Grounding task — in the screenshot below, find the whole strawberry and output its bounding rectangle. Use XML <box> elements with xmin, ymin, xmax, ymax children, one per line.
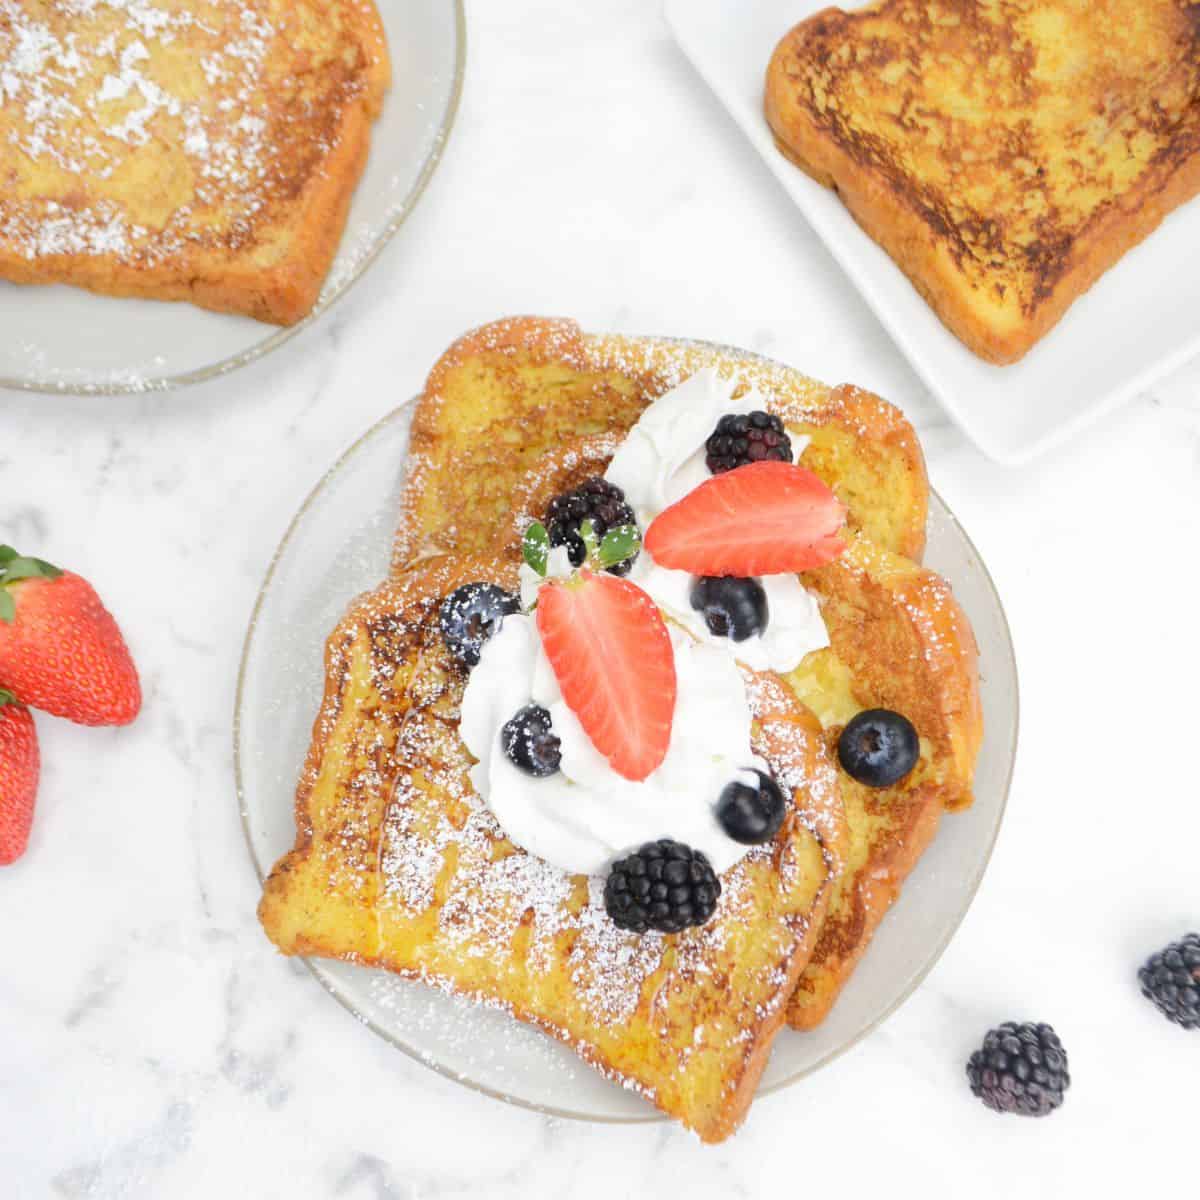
<box><xmin>0</xmin><ymin>547</ymin><xmax>141</xmax><ymax>726</ymax></box>
<box><xmin>0</xmin><ymin>690</ymin><xmax>40</xmax><ymax>865</ymax></box>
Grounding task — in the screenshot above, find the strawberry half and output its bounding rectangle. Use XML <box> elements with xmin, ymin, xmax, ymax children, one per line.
<box><xmin>644</xmin><ymin>460</ymin><xmax>846</xmax><ymax>576</ymax></box>
<box><xmin>536</xmin><ymin>570</ymin><xmax>676</xmax><ymax>782</ymax></box>
<box><xmin>0</xmin><ymin>547</ymin><xmax>141</xmax><ymax>727</ymax></box>
<box><xmin>0</xmin><ymin>690</ymin><xmax>40</xmax><ymax>866</ymax></box>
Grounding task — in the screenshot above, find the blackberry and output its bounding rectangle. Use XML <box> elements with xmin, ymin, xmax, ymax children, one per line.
<box><xmin>689</xmin><ymin>575</ymin><xmax>768</xmax><ymax>642</ymax></box>
<box><xmin>545</xmin><ymin>477</ymin><xmax>639</xmax><ymax>576</ymax></box>
<box><xmin>716</xmin><ymin>770</ymin><xmax>787</xmax><ymax>844</ymax></box>
<box><xmin>604</xmin><ymin>839</ymin><xmax>721</xmax><ymax>933</ymax></box>
<box><xmin>966</xmin><ymin>1022</ymin><xmax>1070</xmax><ymax>1117</ymax></box>
<box><xmin>1138</xmin><ymin>932</ymin><xmax>1200</xmax><ymax>1030</ymax></box>
<box><xmin>837</xmin><ymin>709</ymin><xmax>919</xmax><ymax>788</ymax></box>
<box><xmin>438</xmin><ymin>582</ymin><xmax>520</xmax><ymax>668</ymax></box>
<box><xmin>705</xmin><ymin>410</ymin><xmax>793</xmax><ymax>474</ymax></box>
<box><xmin>501</xmin><ymin>704</ymin><xmax>562</xmax><ymax>778</ymax></box>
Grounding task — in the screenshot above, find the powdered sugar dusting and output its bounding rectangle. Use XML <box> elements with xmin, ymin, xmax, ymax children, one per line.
<box><xmin>267</xmin><ymin>551</ymin><xmax>840</xmax><ymax>1122</ymax></box>
<box><xmin>0</xmin><ymin>0</ymin><xmax>370</xmax><ymax>267</ymax></box>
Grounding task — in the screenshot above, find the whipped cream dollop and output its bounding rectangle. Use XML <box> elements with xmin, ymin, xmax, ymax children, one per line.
<box><xmin>466</xmin><ymin>369</ymin><xmax>832</xmax><ymax>878</ymax></box>
<box><xmin>605</xmin><ymin>368</ymin><xmax>829</xmax><ymax>674</ymax></box>
<box><xmin>460</xmin><ymin>614</ymin><xmax>769</xmax><ymax>876</ymax></box>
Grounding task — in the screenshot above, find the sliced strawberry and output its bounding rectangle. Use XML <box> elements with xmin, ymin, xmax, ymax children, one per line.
<box><xmin>644</xmin><ymin>461</ymin><xmax>846</xmax><ymax>576</ymax></box>
<box><xmin>536</xmin><ymin>570</ymin><xmax>675</xmax><ymax>782</ymax></box>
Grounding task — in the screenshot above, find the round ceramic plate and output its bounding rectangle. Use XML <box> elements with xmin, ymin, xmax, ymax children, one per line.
<box><xmin>236</xmin><ymin>386</ymin><xmax>1018</xmax><ymax>1124</ymax></box>
<box><xmin>0</xmin><ymin>0</ymin><xmax>465</xmax><ymax>395</ymax></box>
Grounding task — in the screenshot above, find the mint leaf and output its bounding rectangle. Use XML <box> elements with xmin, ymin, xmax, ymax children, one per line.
<box><xmin>0</xmin><ymin>591</ymin><xmax>13</xmax><ymax>623</ymax></box>
<box><xmin>597</xmin><ymin>525</ymin><xmax>641</xmax><ymax>570</ymax></box>
<box><xmin>579</xmin><ymin>519</ymin><xmax>600</xmax><ymax>562</ymax></box>
<box><xmin>522</xmin><ymin>521</ymin><xmax>550</xmax><ymax>577</ymax></box>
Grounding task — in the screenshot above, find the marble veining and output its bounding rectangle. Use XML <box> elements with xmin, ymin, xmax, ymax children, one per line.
<box><xmin>1</xmin><ymin>2</ymin><xmax>1197</xmax><ymax>1198</ymax></box>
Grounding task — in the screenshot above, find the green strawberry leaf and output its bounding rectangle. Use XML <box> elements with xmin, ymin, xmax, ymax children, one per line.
<box><xmin>0</xmin><ymin>591</ymin><xmax>13</xmax><ymax>623</ymax></box>
<box><xmin>597</xmin><ymin>525</ymin><xmax>641</xmax><ymax>570</ymax></box>
<box><xmin>0</xmin><ymin>546</ymin><xmax>17</xmax><ymax>565</ymax></box>
<box><xmin>1</xmin><ymin>556</ymin><xmax>62</xmax><ymax>584</ymax></box>
<box><xmin>522</xmin><ymin>521</ymin><xmax>550</xmax><ymax>577</ymax></box>
<box><xmin>0</xmin><ymin>687</ymin><xmax>16</xmax><ymax>707</ymax></box>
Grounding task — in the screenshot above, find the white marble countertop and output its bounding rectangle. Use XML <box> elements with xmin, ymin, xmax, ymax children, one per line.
<box><xmin>2</xmin><ymin>3</ymin><xmax>1197</xmax><ymax>1197</ymax></box>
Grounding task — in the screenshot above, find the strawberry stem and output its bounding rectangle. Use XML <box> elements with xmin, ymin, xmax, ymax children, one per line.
<box><xmin>0</xmin><ymin>547</ymin><xmax>61</xmax><ymax>586</ymax></box>
<box><xmin>0</xmin><ymin>547</ymin><xmax>62</xmax><ymax>622</ymax></box>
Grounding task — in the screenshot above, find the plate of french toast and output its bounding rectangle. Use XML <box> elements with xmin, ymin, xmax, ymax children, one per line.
<box><xmin>0</xmin><ymin>0</ymin><xmax>463</xmax><ymax>393</ymax></box>
<box><xmin>238</xmin><ymin>317</ymin><xmax>1017</xmax><ymax>1142</ymax></box>
<box><xmin>666</xmin><ymin>0</ymin><xmax>1200</xmax><ymax>464</ymax></box>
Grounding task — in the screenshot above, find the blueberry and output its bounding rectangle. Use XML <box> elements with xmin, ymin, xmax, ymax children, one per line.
<box><xmin>716</xmin><ymin>770</ymin><xmax>787</xmax><ymax>844</ymax></box>
<box><xmin>439</xmin><ymin>583</ymin><xmax>520</xmax><ymax>667</ymax></box>
<box><xmin>837</xmin><ymin>709</ymin><xmax>919</xmax><ymax>787</ymax></box>
<box><xmin>689</xmin><ymin>575</ymin><xmax>768</xmax><ymax>642</ymax></box>
<box><xmin>501</xmin><ymin>704</ymin><xmax>562</xmax><ymax>777</ymax></box>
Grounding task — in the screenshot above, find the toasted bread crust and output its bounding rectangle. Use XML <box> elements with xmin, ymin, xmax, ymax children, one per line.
<box><xmin>765</xmin><ymin>1</ymin><xmax>1200</xmax><ymax>364</ymax></box>
<box><xmin>260</xmin><ymin>553</ymin><xmax>847</xmax><ymax>1143</ymax></box>
<box><xmin>788</xmin><ymin>779</ymin><xmax>942</xmax><ymax>1029</ymax></box>
<box><xmin>0</xmin><ymin>0</ymin><xmax>390</xmax><ymax>324</ymax></box>
<box><xmin>396</xmin><ymin>316</ymin><xmax>928</xmax><ymax>567</ymax></box>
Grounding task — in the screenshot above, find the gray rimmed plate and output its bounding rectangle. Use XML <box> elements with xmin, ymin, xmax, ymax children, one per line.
<box><xmin>0</xmin><ymin>0</ymin><xmax>465</xmax><ymax>395</ymax></box>
<box><xmin>236</xmin><ymin>362</ymin><xmax>1018</xmax><ymax>1123</ymax></box>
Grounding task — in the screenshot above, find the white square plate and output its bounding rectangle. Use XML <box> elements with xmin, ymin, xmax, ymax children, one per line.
<box><xmin>664</xmin><ymin>0</ymin><xmax>1200</xmax><ymax>464</ymax></box>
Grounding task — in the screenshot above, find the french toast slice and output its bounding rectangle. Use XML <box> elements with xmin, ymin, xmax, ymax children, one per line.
<box><xmin>765</xmin><ymin>0</ymin><xmax>1200</xmax><ymax>363</ymax></box>
<box><xmin>481</xmin><ymin>437</ymin><xmax>981</xmax><ymax>1030</ymax></box>
<box><xmin>259</xmin><ymin>553</ymin><xmax>849</xmax><ymax>1143</ymax></box>
<box><xmin>0</xmin><ymin>0</ymin><xmax>390</xmax><ymax>324</ymax></box>
<box><xmin>784</xmin><ymin>533</ymin><xmax>981</xmax><ymax>1028</ymax></box>
<box><xmin>395</xmin><ymin>317</ymin><xmax>929</xmax><ymax>569</ymax></box>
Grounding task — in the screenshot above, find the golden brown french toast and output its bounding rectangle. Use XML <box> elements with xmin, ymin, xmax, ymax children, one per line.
<box><xmin>765</xmin><ymin>0</ymin><xmax>1200</xmax><ymax>363</ymax></box>
<box><xmin>0</xmin><ymin>0</ymin><xmax>390</xmax><ymax>324</ymax></box>
<box><xmin>395</xmin><ymin>317</ymin><xmax>929</xmax><ymax>569</ymax></box>
<box><xmin>259</xmin><ymin>553</ymin><xmax>848</xmax><ymax>1143</ymax></box>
